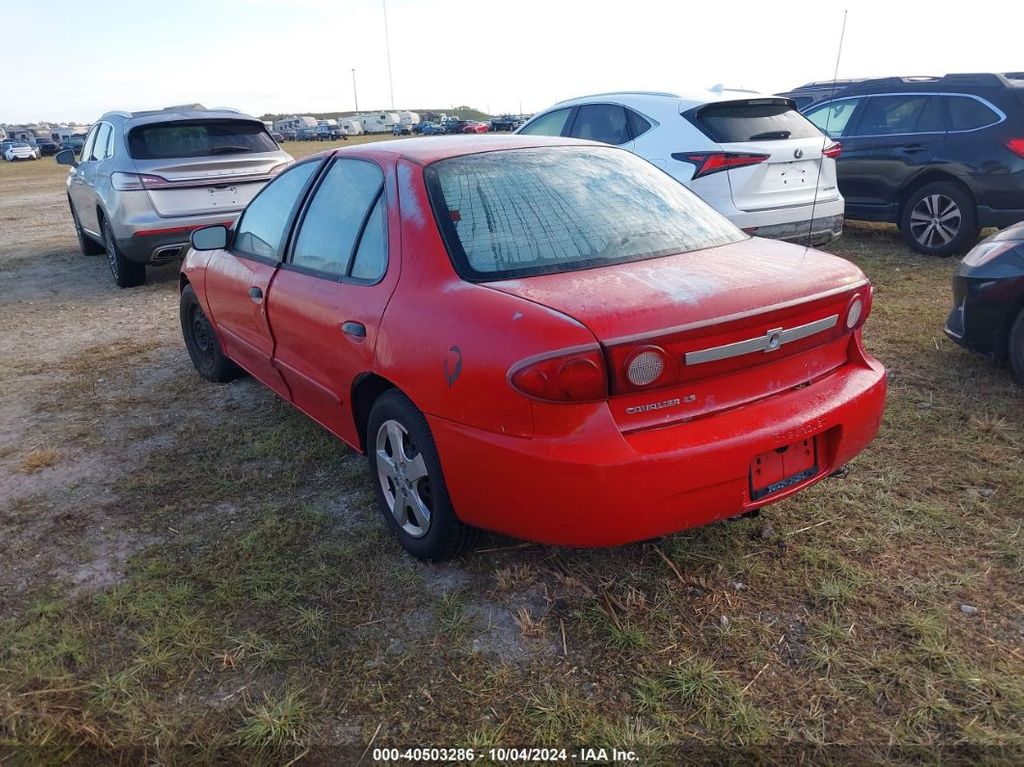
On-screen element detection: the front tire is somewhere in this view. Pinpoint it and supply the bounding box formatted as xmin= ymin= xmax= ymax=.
xmin=900 ymin=181 xmax=978 ymax=257
xmin=180 ymin=284 xmax=241 ymax=382
xmin=68 ymin=197 xmax=104 ymax=255
xmin=366 ymin=390 xmax=476 ymax=561
xmin=1009 ymin=309 xmax=1024 ymax=385
xmin=102 ymin=218 xmax=146 ymax=288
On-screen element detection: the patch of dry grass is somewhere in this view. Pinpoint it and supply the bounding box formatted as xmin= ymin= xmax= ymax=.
xmin=17 ymin=446 xmax=59 ymax=473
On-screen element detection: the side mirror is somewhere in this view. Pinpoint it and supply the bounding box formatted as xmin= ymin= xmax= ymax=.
xmin=55 ymin=149 xmax=77 ymax=167
xmin=190 ymin=225 xmax=228 ymax=251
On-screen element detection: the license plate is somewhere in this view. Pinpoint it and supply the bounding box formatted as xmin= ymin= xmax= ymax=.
xmin=749 ymin=437 xmax=818 ymax=501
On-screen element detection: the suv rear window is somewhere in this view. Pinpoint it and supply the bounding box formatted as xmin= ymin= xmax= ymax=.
xmin=128 ymin=120 xmax=278 ymax=160
xmin=695 ymin=99 xmax=822 ymax=142
xmin=425 ymin=146 xmax=744 ymax=281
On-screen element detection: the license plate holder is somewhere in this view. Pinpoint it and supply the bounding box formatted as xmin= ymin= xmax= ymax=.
xmin=749 ymin=437 xmax=818 ymax=501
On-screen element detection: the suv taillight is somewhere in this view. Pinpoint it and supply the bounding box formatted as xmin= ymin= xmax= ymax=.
xmin=509 ymin=348 xmax=608 ymax=402
xmin=672 ymin=152 xmax=769 ymax=179
xmin=822 ymin=142 xmax=842 ymax=159
xmin=1004 ymin=138 xmax=1024 ymax=159
xmin=111 ymin=172 xmax=172 ymax=191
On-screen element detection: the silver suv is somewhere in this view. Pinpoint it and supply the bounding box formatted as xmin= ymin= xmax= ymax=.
xmin=58 ymin=105 xmax=292 ymax=287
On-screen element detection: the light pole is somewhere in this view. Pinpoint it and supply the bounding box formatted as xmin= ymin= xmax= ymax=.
xmin=382 ymin=0 xmax=395 ymax=109
xmin=352 ymin=68 xmax=359 ymax=114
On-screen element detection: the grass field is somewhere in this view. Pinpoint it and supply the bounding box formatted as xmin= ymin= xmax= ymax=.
xmin=0 ymin=144 xmax=1022 ymax=762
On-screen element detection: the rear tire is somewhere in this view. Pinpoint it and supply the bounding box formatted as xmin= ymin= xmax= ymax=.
xmin=900 ymin=181 xmax=978 ymax=257
xmin=180 ymin=284 xmax=241 ymax=382
xmin=1009 ymin=309 xmax=1024 ymax=385
xmin=366 ymin=390 xmax=476 ymax=561
xmin=68 ymin=197 xmax=104 ymax=255
xmin=102 ymin=217 xmax=146 ymax=288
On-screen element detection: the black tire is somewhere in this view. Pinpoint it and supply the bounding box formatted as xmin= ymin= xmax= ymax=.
xmin=366 ymin=390 xmax=476 ymax=561
xmin=102 ymin=217 xmax=146 ymax=288
xmin=900 ymin=181 xmax=979 ymax=257
xmin=179 ymin=284 xmax=241 ymax=382
xmin=1009 ymin=309 xmax=1024 ymax=385
xmin=68 ymin=197 xmax=104 ymax=255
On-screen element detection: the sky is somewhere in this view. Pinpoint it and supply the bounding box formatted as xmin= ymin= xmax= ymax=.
xmin=4 ymin=0 xmax=1020 ymax=124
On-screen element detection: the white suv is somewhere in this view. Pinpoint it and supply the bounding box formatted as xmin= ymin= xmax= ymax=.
xmin=518 ymin=90 xmax=844 ymax=245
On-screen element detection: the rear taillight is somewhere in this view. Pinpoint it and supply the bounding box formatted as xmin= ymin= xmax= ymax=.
xmin=822 ymin=142 xmax=842 ymax=159
xmin=672 ymin=151 xmax=769 ymax=179
xmin=111 ymin=171 xmax=172 ymax=191
xmin=509 ymin=348 xmax=608 ymax=402
xmin=1004 ymin=138 xmax=1024 ymax=158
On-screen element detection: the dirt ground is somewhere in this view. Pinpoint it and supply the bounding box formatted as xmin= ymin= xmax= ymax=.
xmin=1 ymin=148 xmax=1022 ymax=761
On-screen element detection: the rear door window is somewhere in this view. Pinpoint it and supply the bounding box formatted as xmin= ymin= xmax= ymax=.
xmin=626 ymin=109 xmax=653 ymax=139
xmin=568 ymin=104 xmax=631 ymax=145
xmin=128 ymin=120 xmax=279 ymax=159
xmin=518 ymin=107 xmax=573 ymax=136
xmin=290 ymin=159 xmax=386 ymax=280
xmin=946 ymin=96 xmax=1000 ymax=131
xmin=232 ymin=161 xmax=319 ymax=261
xmin=805 ymin=98 xmax=863 ymax=138
xmin=851 ymin=95 xmax=933 ymax=135
xmin=696 ymin=100 xmax=823 ymax=142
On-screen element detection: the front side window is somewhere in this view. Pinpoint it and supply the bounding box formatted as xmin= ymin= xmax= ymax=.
xmin=946 ymin=96 xmax=999 ymax=131
xmin=852 ymin=95 xmax=932 ymax=135
xmin=128 ymin=119 xmax=279 ymax=160
xmin=290 ymin=159 xmax=386 ymax=279
xmin=569 ymin=104 xmax=631 ymax=145
xmin=426 ymin=146 xmax=744 ymax=281
xmin=518 ymin=107 xmax=572 ymax=136
xmin=805 ymin=98 xmax=863 ymax=138
xmin=233 ymin=161 xmax=318 ymax=261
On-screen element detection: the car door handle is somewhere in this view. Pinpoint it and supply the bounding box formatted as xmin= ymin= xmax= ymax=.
xmin=899 ymin=144 xmax=926 ymax=154
xmin=341 ymin=321 xmax=366 ymax=338
xmin=248 ymin=286 xmax=263 ymax=303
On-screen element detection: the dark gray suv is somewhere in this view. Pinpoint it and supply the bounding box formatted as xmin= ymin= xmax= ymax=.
xmin=58 ymin=105 xmax=292 ymax=287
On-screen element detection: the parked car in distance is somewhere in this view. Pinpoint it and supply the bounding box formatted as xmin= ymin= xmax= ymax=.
xmin=3 ymin=141 xmax=40 ymax=161
xmin=417 ymin=122 xmax=443 ymax=135
xmin=35 ymin=138 xmax=60 ymax=156
xmin=297 ymin=127 xmax=319 ymax=141
xmin=57 ymin=105 xmax=293 ymax=287
xmin=490 ymin=114 xmax=523 ymax=131
xmin=798 ymin=73 xmax=1024 ymax=256
xmin=179 ymin=135 xmax=886 ymax=561
xmin=279 ymin=129 xmax=298 ymax=142
xmin=61 ymin=134 xmax=88 ymax=154
xmin=461 ymin=121 xmax=490 ymax=134
xmin=518 ymin=90 xmax=844 ymax=245
xmin=270 ymin=131 xmax=285 ymax=143
xmin=945 ymin=221 xmax=1024 ymax=382
xmin=392 ymin=123 xmax=412 ymax=135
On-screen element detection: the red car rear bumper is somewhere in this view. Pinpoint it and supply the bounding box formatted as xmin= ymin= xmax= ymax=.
xmin=429 ymin=353 xmax=887 ymax=547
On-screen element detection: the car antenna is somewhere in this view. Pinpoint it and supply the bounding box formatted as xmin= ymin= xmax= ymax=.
xmin=806 ymin=9 xmax=849 ymax=250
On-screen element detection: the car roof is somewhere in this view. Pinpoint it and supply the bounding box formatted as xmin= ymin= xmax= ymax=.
xmin=324 ymin=135 xmax=604 ymax=165
xmin=97 ymin=106 xmax=264 ymax=128
xmin=547 ymin=87 xmax=782 ymax=114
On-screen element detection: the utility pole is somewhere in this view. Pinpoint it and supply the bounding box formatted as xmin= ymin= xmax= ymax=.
xmin=352 ymin=68 xmax=359 ymax=114
xmin=382 ymin=0 xmax=395 ymax=109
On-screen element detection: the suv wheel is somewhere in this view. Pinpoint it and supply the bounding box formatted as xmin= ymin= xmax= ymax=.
xmin=68 ymin=197 xmax=104 ymax=255
xmin=102 ymin=218 xmax=146 ymax=288
xmin=901 ymin=181 xmax=978 ymax=256
xmin=1009 ymin=309 xmax=1024 ymax=385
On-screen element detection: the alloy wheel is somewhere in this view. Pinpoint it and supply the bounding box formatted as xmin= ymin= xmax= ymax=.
xmin=375 ymin=419 xmax=432 ymax=538
xmin=909 ymin=193 xmax=961 ymax=249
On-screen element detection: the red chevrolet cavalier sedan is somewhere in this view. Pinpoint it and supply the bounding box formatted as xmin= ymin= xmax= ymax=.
xmin=179 ymin=135 xmax=887 ymax=561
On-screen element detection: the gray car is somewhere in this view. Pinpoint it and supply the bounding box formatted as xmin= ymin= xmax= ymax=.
xmin=57 ymin=106 xmax=292 ymax=287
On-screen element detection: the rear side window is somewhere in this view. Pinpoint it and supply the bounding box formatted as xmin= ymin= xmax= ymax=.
xmin=518 ymin=107 xmax=572 ymax=136
xmin=805 ymin=98 xmax=863 ymax=138
xmin=128 ymin=120 xmax=279 ymax=160
xmin=88 ymin=124 xmax=110 ymax=161
xmin=233 ymin=162 xmax=318 ymax=261
xmin=627 ymin=109 xmax=652 ymax=139
xmin=695 ymin=100 xmax=822 ymax=142
xmin=569 ymin=104 xmax=631 ymax=145
xmin=426 ymin=146 xmax=744 ymax=281
xmin=290 ymin=159 xmax=385 ymax=279
xmin=946 ymin=96 xmax=999 ymax=131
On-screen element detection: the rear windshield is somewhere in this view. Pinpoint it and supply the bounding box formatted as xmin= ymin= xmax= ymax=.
xmin=128 ymin=120 xmax=278 ymax=160
xmin=425 ymin=146 xmax=745 ymax=281
xmin=695 ymin=100 xmax=822 ymax=142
